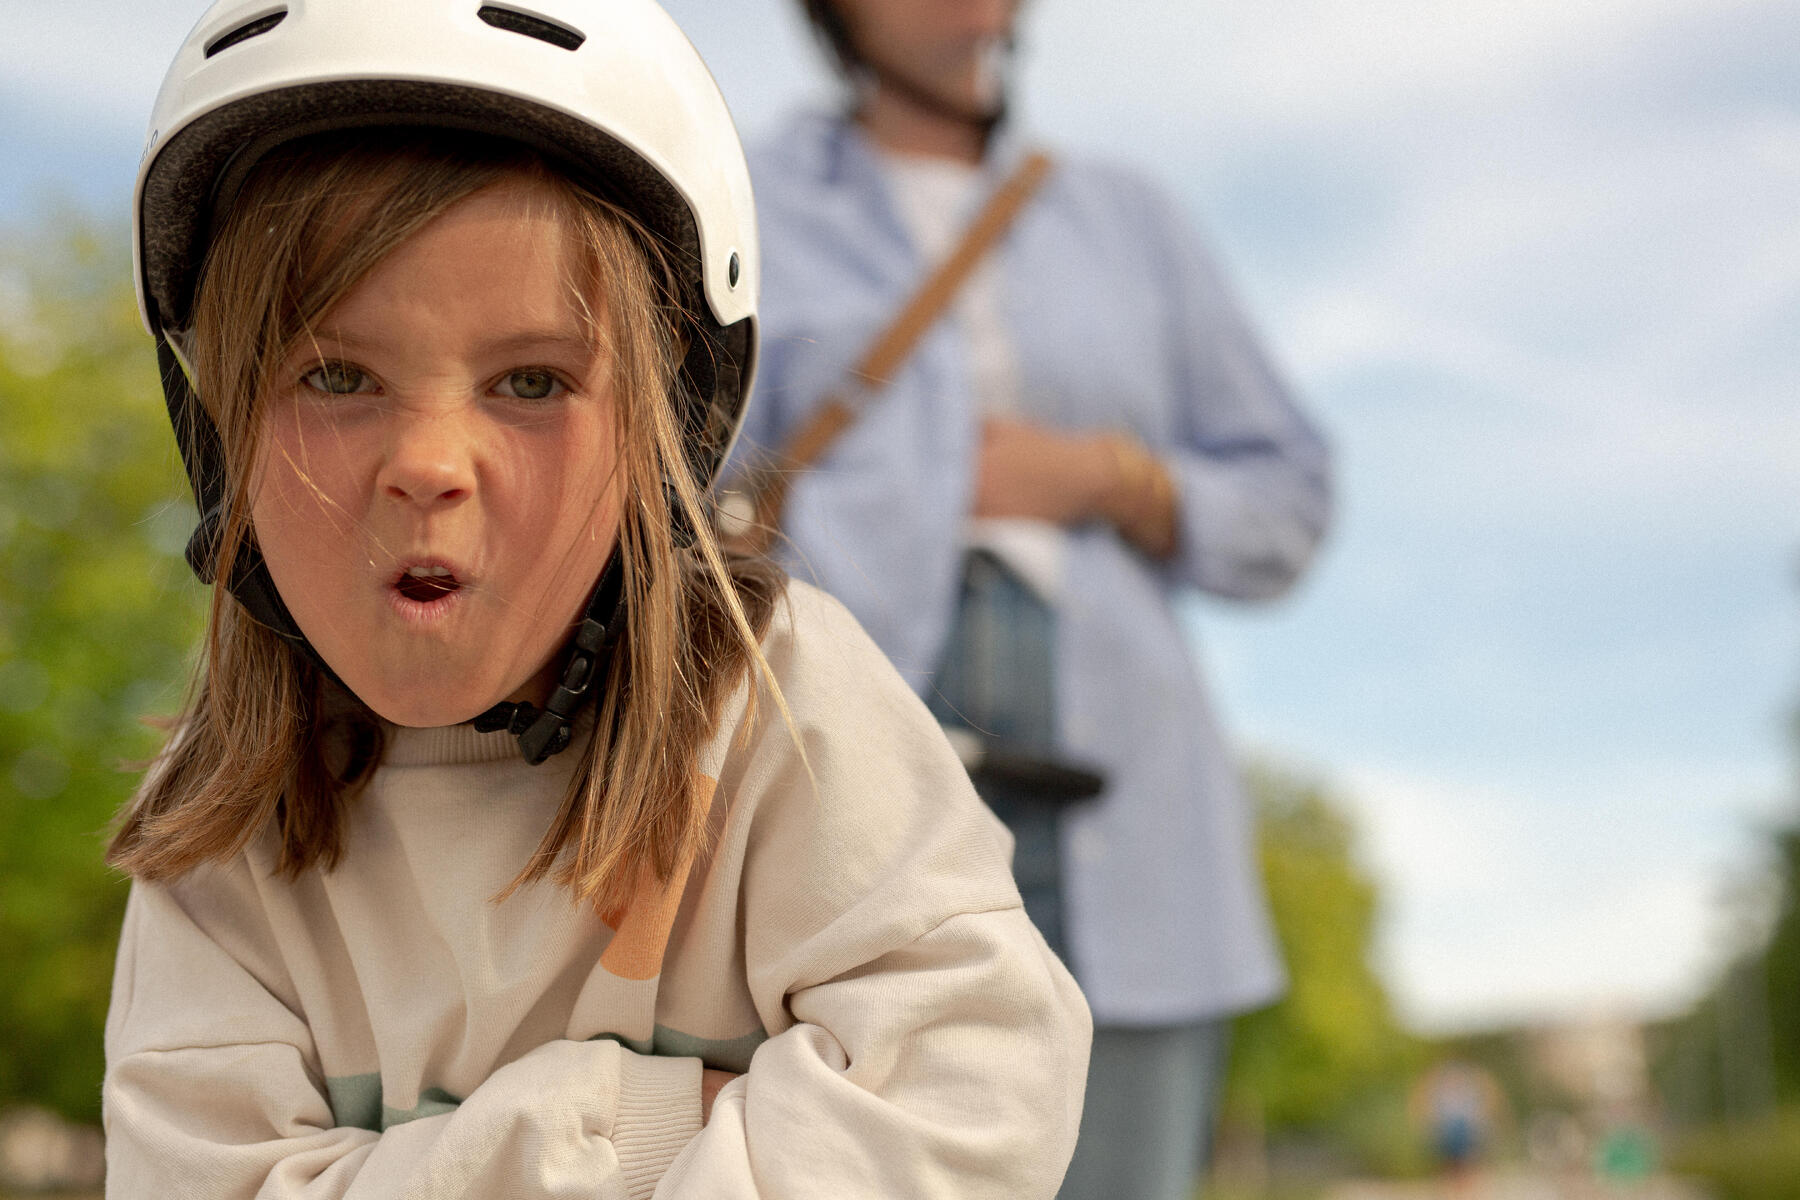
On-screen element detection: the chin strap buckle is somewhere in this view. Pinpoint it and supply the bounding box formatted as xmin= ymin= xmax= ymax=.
xmin=472 ymin=555 xmax=625 ymax=766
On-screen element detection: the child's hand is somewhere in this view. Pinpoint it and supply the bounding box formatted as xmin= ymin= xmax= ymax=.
xmin=701 ymin=1068 xmax=740 ymax=1121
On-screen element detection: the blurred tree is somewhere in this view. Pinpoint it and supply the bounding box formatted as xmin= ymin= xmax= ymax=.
xmin=0 ymin=214 xmax=203 ymax=1123
xmin=1763 ymin=824 xmax=1800 ymax=1101
xmin=1225 ymin=764 xmax=1419 ymax=1133
xmin=1651 ymin=611 xmax=1800 ymax=1140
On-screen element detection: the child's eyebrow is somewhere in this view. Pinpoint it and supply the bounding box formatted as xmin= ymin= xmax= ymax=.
xmin=300 ymin=329 xmax=598 ymax=358
xmin=476 ymin=331 xmax=599 ymax=358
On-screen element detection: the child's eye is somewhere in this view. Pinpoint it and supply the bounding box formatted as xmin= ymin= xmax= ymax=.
xmin=301 ymin=363 xmax=372 ymax=395
xmin=494 ymin=369 xmax=566 ymax=401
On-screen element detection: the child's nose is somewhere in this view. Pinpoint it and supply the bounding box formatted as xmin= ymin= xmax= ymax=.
xmin=378 ymin=408 xmax=476 ymax=507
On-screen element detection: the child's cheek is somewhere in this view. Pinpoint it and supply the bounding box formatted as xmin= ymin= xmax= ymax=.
xmin=252 ymin=412 xmax=369 ymax=550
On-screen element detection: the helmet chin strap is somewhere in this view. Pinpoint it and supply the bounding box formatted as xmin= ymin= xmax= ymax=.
xmin=474 ymin=475 xmax=695 ymax=764
xmin=471 ymin=550 xmax=626 ymax=765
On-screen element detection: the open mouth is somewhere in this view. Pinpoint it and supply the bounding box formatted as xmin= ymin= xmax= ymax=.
xmin=394 ymin=565 xmax=462 ymax=604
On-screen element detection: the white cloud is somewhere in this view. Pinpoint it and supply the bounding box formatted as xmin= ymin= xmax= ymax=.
xmin=1270 ymin=93 xmax=1800 ymax=529
xmin=1033 ymin=0 xmax=1794 ymax=139
xmin=3 ymin=0 xmax=204 ymax=125
xmin=1329 ymin=761 xmax=1765 ymax=1030
xmin=1336 ymin=763 xmax=1526 ymax=905
xmin=1396 ymin=868 xmax=1720 ymax=1030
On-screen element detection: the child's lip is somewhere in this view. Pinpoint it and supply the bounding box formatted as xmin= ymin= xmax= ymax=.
xmin=390 ymin=554 xmax=474 ymax=580
xmin=390 ymin=557 xmax=471 ymax=604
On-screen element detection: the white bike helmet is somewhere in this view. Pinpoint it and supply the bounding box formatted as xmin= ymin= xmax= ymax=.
xmin=135 ymin=0 xmax=760 ymax=762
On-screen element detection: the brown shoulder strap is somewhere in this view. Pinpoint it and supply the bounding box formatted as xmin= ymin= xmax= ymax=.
xmin=724 ymin=151 xmax=1055 ymax=549
xmin=852 ymin=149 xmax=1056 ymax=390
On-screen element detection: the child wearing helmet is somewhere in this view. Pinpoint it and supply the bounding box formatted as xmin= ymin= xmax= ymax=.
xmin=101 ymin=2 xmax=1089 ymax=1196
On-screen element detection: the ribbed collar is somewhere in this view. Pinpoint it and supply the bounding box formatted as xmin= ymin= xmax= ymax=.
xmin=381 ymin=722 xmax=529 ymax=768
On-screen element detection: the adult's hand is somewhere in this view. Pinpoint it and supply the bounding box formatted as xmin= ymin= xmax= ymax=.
xmin=971 ymin=417 xmax=1111 ymax=525
xmin=973 ymin=417 xmax=1178 ymax=558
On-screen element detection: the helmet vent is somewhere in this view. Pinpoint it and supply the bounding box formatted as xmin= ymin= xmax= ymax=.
xmin=203 ymin=9 xmax=287 ymax=58
xmin=477 ymin=6 xmax=586 ymax=51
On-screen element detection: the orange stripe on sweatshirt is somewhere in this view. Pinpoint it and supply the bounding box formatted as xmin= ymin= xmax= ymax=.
xmin=597 ymin=774 xmax=717 ymax=982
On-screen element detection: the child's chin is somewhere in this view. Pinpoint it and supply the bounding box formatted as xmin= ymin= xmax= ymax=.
xmin=368 ymin=700 xmax=492 ymax=730
xmin=339 ymin=671 xmax=504 ymax=731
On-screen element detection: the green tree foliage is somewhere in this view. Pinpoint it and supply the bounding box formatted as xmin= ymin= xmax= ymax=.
xmin=1651 ymin=745 xmax=1800 ymax=1128
xmin=1669 ymin=1108 xmax=1800 ymax=1200
xmin=1761 ymin=825 xmax=1800 ymax=1102
xmin=1226 ymin=764 xmax=1419 ymax=1132
xmin=0 ymin=216 xmax=204 ymax=1123
xmin=1649 ymin=642 xmax=1800 ymax=1197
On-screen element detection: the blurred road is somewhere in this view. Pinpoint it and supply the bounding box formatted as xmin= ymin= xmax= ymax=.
xmin=1324 ymin=1168 xmax=1710 ymax=1200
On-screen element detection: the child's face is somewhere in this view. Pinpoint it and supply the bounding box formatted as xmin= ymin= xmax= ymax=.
xmin=251 ymin=180 xmax=622 ymax=727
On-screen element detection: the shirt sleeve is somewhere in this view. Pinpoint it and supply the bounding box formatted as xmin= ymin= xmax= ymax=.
xmin=1139 ymin=178 xmax=1334 ymax=601
xmin=656 ymin=586 xmax=1093 ymax=1198
xmin=103 ymin=874 xmax=703 ymax=1199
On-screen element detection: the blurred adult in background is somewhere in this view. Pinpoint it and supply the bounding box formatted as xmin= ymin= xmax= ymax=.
xmin=735 ymin=0 xmax=1332 ymax=1194
xmin=1410 ymin=1059 xmax=1509 ymax=1193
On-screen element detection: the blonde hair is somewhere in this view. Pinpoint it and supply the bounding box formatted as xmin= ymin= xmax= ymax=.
xmin=109 ymin=131 xmax=783 ymax=914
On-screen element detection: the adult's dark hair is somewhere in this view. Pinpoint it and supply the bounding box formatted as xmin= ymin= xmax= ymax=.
xmin=800 ymin=0 xmax=858 ymax=74
xmin=797 ymin=0 xmax=1017 ymax=134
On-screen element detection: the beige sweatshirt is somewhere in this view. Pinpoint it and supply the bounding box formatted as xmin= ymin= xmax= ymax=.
xmin=103 ymin=582 xmax=1091 ymax=1198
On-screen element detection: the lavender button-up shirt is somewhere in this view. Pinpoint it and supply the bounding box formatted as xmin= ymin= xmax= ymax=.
xmin=735 ymin=109 xmax=1332 ymax=1025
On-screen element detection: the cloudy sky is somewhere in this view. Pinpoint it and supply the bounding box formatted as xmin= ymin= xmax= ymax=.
xmin=5 ymin=0 xmax=1798 ymax=1031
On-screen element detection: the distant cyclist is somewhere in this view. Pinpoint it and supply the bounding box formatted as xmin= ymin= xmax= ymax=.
xmin=1413 ymin=1059 xmax=1507 ymax=1186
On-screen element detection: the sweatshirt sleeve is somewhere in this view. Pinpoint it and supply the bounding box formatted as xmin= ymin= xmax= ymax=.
xmin=103 ymin=870 xmax=702 ymax=1199
xmin=655 ymin=585 xmax=1093 ymax=1198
